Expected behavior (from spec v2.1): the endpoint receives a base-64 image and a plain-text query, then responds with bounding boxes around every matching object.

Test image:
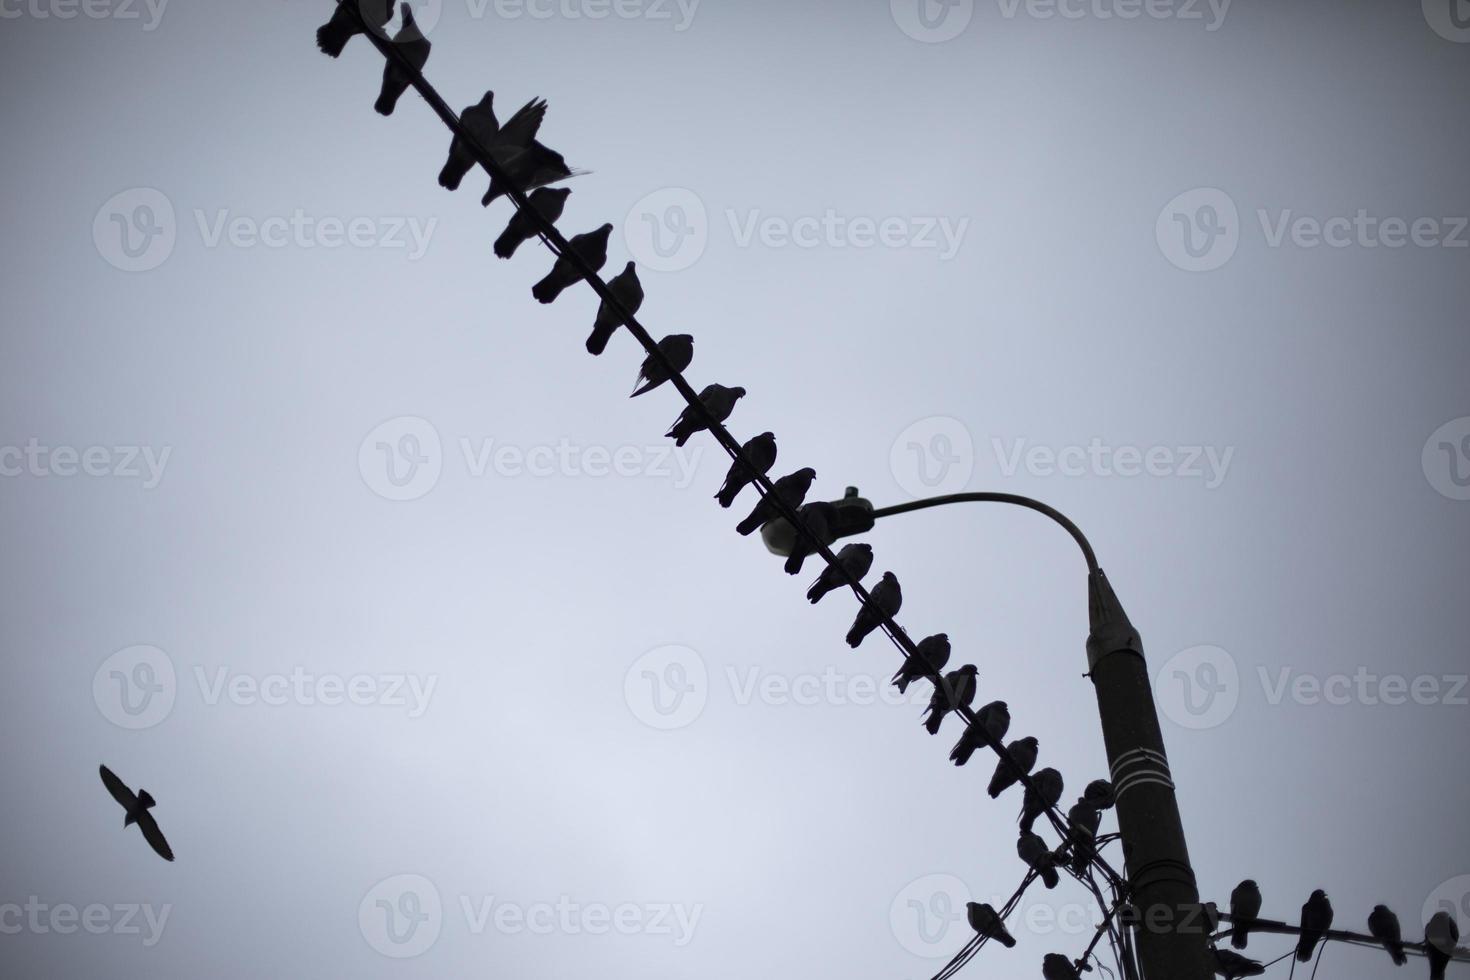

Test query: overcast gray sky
[1,1,1468,978]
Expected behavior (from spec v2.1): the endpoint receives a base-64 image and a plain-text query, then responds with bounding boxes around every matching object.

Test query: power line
[1215,912,1470,965]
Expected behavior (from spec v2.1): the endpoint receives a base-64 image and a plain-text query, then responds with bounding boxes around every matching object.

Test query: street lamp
[761,487,1214,980]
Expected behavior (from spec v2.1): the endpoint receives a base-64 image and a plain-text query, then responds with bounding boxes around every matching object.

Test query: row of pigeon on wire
[314,5,1144,975]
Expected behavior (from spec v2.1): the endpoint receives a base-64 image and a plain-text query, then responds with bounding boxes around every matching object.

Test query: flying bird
[98,764,173,862]
[1213,949,1266,979]
[1042,953,1082,980]
[494,186,571,260]
[845,571,902,649]
[891,632,949,693]
[1368,905,1407,967]
[965,902,1016,948]
[316,0,392,57]
[631,334,695,397]
[1020,767,1064,834]
[1082,778,1116,811]
[481,140,582,206]
[531,223,612,304]
[717,433,779,510]
[1230,880,1261,949]
[374,6,431,116]
[1425,911,1459,980]
[1017,831,1060,889]
[951,700,1010,766]
[735,467,816,536]
[987,736,1039,799]
[666,384,745,447]
[784,501,836,575]
[585,262,643,354]
[1296,890,1333,962]
[438,91,500,190]
[921,663,977,734]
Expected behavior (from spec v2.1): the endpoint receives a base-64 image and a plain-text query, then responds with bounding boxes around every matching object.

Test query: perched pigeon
[784,501,836,575]
[987,736,1039,799]
[438,91,500,191]
[631,334,695,397]
[316,0,392,57]
[1017,831,1060,889]
[374,6,431,116]
[921,663,977,734]
[531,223,612,304]
[1020,767,1064,834]
[585,262,643,354]
[494,186,571,260]
[99,764,173,862]
[1426,911,1459,980]
[666,384,745,447]
[1368,906,1407,967]
[735,467,816,536]
[1214,949,1266,979]
[846,572,902,649]
[1064,800,1100,873]
[482,140,582,206]
[1082,779,1116,811]
[891,632,949,693]
[950,701,1008,766]
[966,902,1016,948]
[1230,880,1261,949]
[1296,890,1333,962]
[1042,953,1082,980]
[717,433,779,510]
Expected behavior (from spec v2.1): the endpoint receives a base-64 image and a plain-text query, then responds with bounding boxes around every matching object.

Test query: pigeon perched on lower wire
[735,467,816,536]
[806,542,871,603]
[922,663,977,734]
[316,0,392,57]
[1426,911,1459,980]
[1213,949,1266,979]
[966,902,1016,948]
[950,700,1010,766]
[1296,890,1333,962]
[1230,879,1261,950]
[666,384,745,447]
[1082,779,1116,811]
[717,433,779,510]
[494,186,571,260]
[1368,906,1407,967]
[585,262,642,354]
[532,224,612,304]
[891,632,949,693]
[631,334,694,397]
[1020,767,1064,834]
[438,91,500,190]
[1017,831,1060,889]
[374,6,431,116]
[784,501,836,575]
[99,765,174,862]
[1064,800,1100,873]
[1042,953,1082,980]
[987,736,1039,799]
[845,571,902,648]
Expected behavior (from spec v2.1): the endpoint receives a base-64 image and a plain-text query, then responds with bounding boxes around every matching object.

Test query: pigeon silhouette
[438,91,500,190]
[1042,953,1082,980]
[1296,890,1333,961]
[316,0,392,57]
[1368,905,1407,967]
[846,571,902,648]
[631,334,694,397]
[1426,911,1459,980]
[585,262,642,354]
[735,467,816,536]
[1020,767,1064,833]
[1064,800,1100,873]
[966,902,1016,947]
[987,736,1039,799]
[481,140,583,206]
[1230,880,1261,949]
[531,223,612,304]
[99,764,173,862]
[1214,949,1266,979]
[891,632,949,693]
[1017,831,1060,889]
[951,700,1010,766]
[921,663,976,734]
[494,186,571,260]
[374,6,431,116]
[666,384,745,447]
[784,501,836,575]
[717,432,779,510]
[1082,778,1116,811]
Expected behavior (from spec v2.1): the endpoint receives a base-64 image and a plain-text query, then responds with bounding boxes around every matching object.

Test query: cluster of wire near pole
[313,5,1468,978]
